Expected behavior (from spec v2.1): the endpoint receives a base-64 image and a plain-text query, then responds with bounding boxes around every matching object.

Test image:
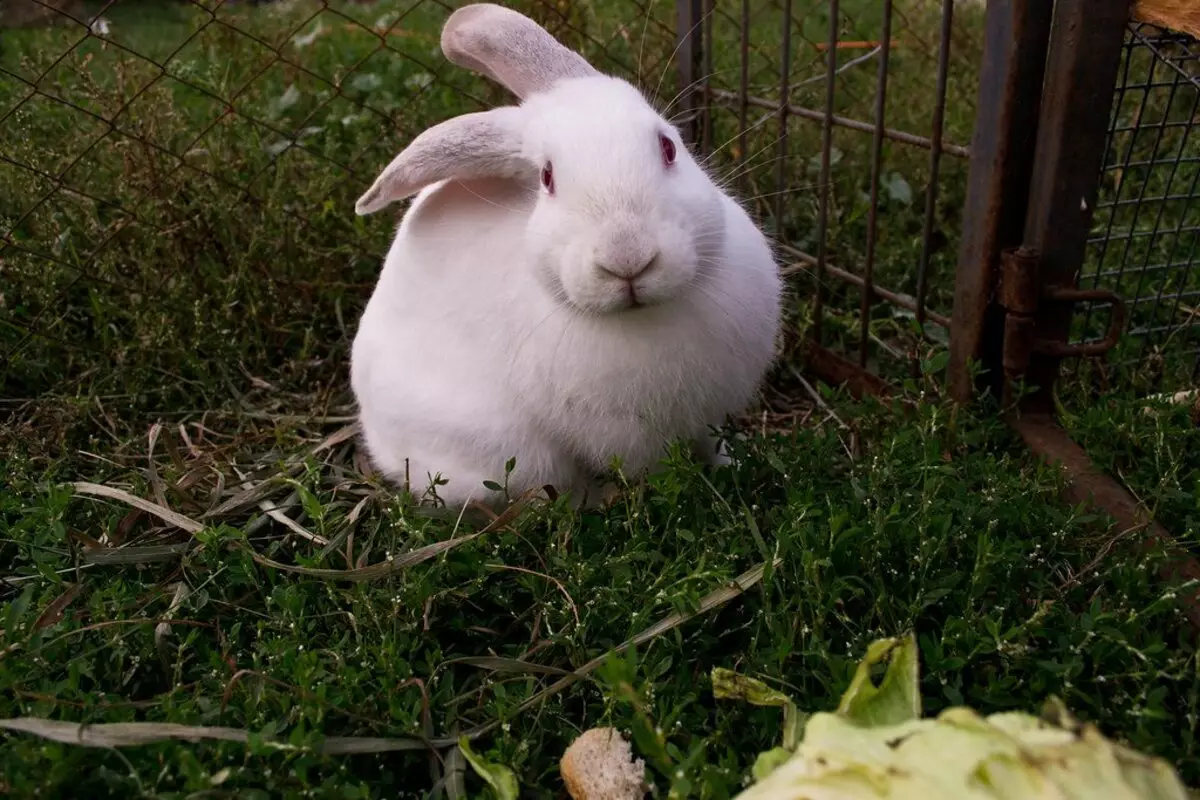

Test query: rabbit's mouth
[540,262,665,315]
[625,282,646,310]
[593,280,669,314]
[536,243,699,315]
[559,288,664,317]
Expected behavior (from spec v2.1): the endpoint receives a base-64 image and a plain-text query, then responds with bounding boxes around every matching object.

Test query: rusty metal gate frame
[949,0,1200,633]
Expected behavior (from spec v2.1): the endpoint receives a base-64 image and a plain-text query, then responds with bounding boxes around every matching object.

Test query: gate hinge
[998,246,1127,381]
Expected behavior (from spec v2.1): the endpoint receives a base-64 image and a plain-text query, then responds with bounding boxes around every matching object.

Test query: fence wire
[1076,21,1200,389]
[693,0,983,382]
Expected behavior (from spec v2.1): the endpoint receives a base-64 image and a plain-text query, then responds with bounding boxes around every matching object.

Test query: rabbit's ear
[441,3,598,99]
[355,107,526,215]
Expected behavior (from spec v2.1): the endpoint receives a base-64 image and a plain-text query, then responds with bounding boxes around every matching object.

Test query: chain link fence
[0,0,676,400]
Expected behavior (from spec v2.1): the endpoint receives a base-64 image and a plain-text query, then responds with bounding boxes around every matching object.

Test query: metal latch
[998,246,1127,381]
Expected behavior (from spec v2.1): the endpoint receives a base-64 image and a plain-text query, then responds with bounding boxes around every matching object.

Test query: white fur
[351,19,781,509]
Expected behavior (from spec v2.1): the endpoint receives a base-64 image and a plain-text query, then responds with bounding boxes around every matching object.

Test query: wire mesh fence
[1073,21,1200,390]
[689,0,984,383]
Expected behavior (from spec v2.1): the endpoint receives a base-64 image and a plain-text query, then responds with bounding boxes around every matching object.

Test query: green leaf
[458,737,519,800]
[883,171,913,205]
[923,350,951,376]
[765,450,789,476]
[835,633,921,726]
[712,668,792,708]
[751,747,792,782]
[712,668,807,750]
[630,711,675,775]
[349,73,383,92]
[482,480,504,492]
[286,480,323,524]
[5,584,36,637]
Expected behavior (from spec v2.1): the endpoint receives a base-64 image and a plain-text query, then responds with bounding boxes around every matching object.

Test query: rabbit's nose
[597,252,658,282]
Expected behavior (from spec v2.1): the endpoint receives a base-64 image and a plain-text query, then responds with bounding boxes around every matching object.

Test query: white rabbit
[351,3,782,509]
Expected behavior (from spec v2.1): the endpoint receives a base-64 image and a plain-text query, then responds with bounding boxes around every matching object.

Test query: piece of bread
[560,727,646,800]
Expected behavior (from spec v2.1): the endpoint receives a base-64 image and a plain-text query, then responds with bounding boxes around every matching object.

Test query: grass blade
[205,473,297,519]
[71,482,203,534]
[453,558,782,745]
[82,544,190,565]
[0,718,428,754]
[32,583,84,632]
[251,486,329,547]
[246,535,484,582]
[318,736,429,754]
[246,489,539,582]
[155,581,192,670]
[446,656,574,676]
[0,719,251,747]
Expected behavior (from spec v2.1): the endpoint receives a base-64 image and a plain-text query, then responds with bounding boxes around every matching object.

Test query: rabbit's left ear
[355,107,526,215]
[441,3,598,99]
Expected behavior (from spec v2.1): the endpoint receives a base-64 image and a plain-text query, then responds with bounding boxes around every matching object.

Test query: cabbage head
[714,635,1191,800]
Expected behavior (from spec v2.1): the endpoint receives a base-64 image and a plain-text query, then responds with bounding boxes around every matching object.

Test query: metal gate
[949,0,1200,409]
[945,0,1200,629]
[671,0,1200,629]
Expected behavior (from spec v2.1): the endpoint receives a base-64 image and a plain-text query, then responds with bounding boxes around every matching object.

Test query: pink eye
[659,134,677,166]
[541,162,555,194]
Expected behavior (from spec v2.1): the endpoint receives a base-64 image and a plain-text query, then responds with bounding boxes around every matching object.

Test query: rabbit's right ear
[441,3,599,99]
[355,107,526,215]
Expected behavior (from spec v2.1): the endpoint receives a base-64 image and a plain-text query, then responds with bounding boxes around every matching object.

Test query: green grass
[2,395,1198,797]
[1,1,1199,797]
[1058,377,1200,539]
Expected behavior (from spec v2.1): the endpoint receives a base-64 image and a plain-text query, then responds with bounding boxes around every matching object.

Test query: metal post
[947,0,1054,404]
[702,0,713,154]
[1017,0,1131,413]
[675,0,704,148]
[774,0,793,243]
